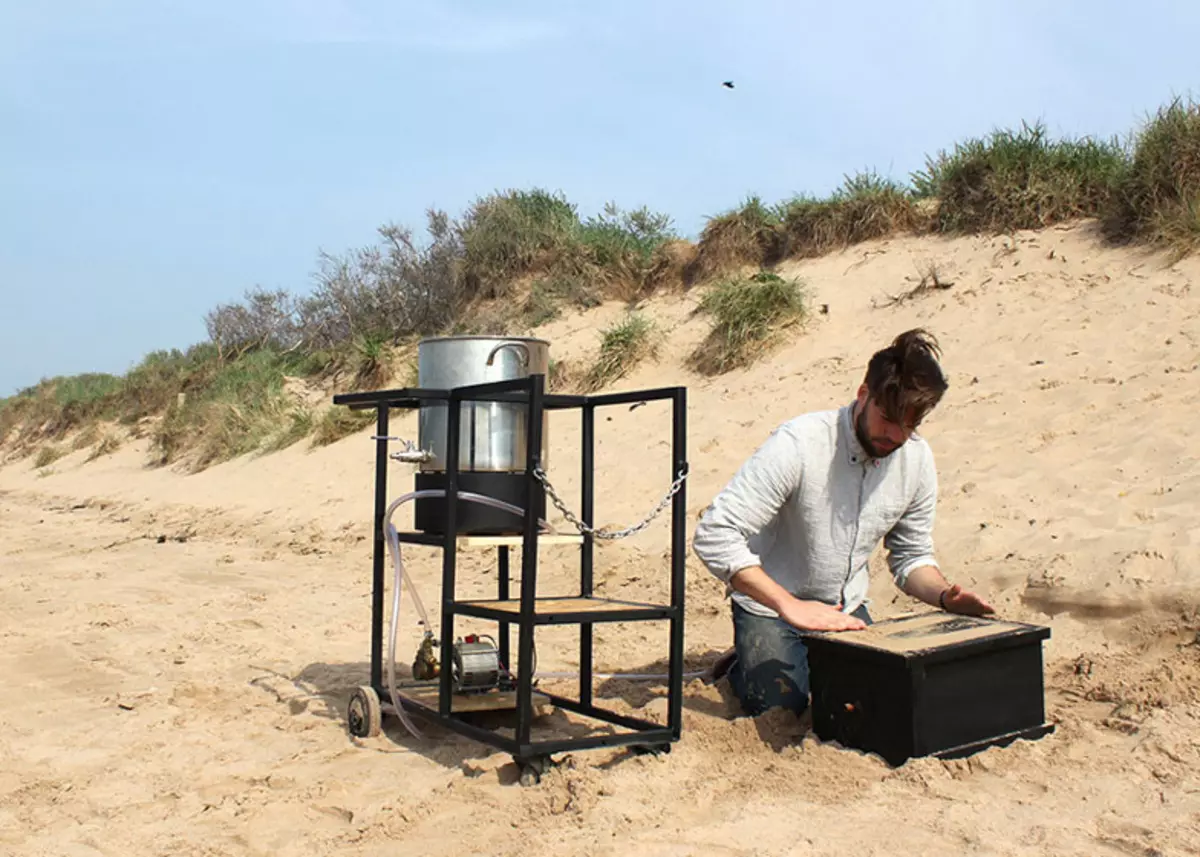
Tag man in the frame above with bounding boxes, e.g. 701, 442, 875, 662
693, 328, 994, 717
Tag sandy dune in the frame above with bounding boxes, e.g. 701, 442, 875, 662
3, 221, 1199, 856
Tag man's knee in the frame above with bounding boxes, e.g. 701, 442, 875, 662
729, 606, 811, 715
731, 656, 809, 716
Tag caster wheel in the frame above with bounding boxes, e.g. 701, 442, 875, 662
514, 755, 552, 787
632, 742, 671, 757
348, 685, 382, 738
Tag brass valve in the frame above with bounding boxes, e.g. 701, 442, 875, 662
412, 632, 440, 680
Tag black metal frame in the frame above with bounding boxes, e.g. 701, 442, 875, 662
332, 374, 688, 764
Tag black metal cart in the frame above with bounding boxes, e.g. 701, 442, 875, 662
332, 373, 688, 784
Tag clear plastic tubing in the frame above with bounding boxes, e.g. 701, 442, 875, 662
381, 490, 707, 740
382, 490, 554, 738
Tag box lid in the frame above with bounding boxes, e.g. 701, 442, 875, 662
803, 611, 1050, 663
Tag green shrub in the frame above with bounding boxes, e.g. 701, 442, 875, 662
71, 424, 102, 451
264, 407, 315, 453
1104, 96, 1200, 259
459, 189, 582, 299
689, 271, 808, 375
913, 121, 1128, 234
15, 96, 1200, 470
85, 432, 123, 462
300, 216, 464, 350
523, 272, 603, 326
0, 372, 126, 445
148, 348, 320, 469
34, 444, 65, 468
690, 195, 787, 281
578, 203, 677, 299
312, 407, 376, 447
581, 312, 661, 391
780, 171, 923, 258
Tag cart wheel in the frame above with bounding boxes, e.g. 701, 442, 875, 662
632, 742, 672, 757
348, 685, 382, 738
514, 755, 551, 787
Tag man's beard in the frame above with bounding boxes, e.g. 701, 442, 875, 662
855, 405, 899, 459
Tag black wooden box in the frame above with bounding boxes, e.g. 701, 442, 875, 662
803, 611, 1054, 767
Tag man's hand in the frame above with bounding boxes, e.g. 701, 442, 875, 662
728, 565, 866, 632
940, 583, 995, 616
778, 598, 867, 632
903, 565, 996, 616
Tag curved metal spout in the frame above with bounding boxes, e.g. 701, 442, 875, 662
485, 341, 531, 367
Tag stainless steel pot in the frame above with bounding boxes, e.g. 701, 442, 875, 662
416, 335, 550, 473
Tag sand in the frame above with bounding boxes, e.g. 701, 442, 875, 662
3, 220, 1200, 856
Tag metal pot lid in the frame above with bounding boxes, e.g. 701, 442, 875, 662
417, 335, 550, 345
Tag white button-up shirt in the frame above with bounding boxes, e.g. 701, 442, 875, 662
692, 401, 940, 618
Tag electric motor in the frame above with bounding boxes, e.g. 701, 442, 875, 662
453, 636, 501, 693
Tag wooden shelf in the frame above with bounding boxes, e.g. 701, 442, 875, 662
456, 533, 583, 548
397, 684, 553, 716
454, 595, 673, 626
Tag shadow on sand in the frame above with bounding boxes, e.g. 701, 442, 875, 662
588, 648, 817, 751
247, 646, 815, 778
249, 659, 599, 782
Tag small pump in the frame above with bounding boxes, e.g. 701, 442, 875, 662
453, 635, 503, 693
411, 631, 507, 694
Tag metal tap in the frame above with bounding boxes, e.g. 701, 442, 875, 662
389, 439, 434, 464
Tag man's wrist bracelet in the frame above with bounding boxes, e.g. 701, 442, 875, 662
939, 588, 949, 610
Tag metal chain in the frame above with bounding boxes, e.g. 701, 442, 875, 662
533, 465, 688, 540
373, 433, 688, 539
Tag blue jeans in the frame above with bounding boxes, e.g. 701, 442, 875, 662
727, 600, 874, 716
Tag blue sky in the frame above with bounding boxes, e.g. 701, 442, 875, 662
2, 0, 1197, 396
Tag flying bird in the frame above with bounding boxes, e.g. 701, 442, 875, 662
722, 81, 735, 89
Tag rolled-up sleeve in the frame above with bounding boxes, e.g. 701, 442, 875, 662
692, 423, 803, 583
884, 448, 940, 588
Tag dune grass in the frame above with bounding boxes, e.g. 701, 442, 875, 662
781, 172, 925, 258
690, 173, 926, 278
913, 121, 1128, 234
150, 348, 326, 469
580, 312, 662, 392
312, 406, 376, 447
1103, 96, 1200, 259
546, 357, 575, 392
688, 195, 787, 282
70, 423, 102, 452
0, 372, 125, 447
459, 189, 584, 300
86, 432, 123, 462
687, 105, 1199, 276
577, 204, 680, 300
34, 444, 66, 469
689, 271, 808, 375
8, 96, 1200, 469
0, 343, 334, 470
459, 191, 679, 306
